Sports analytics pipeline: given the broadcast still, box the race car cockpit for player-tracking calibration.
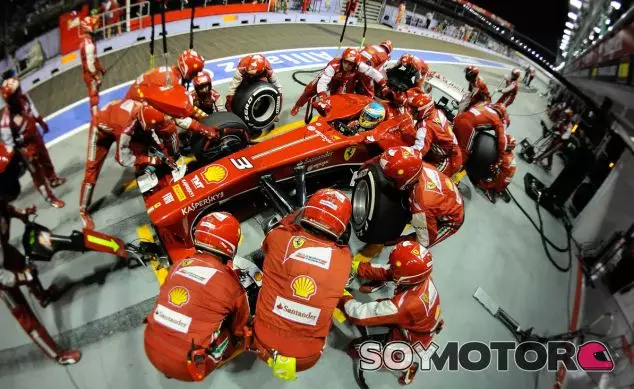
[329,101,387,136]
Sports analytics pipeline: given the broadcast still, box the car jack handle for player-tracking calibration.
[294,163,307,208]
[259,175,295,217]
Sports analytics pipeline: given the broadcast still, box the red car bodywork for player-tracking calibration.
[143,94,415,263]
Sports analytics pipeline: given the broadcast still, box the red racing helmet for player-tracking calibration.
[193,71,213,92]
[245,54,268,76]
[379,146,423,190]
[398,54,429,78]
[511,68,521,80]
[80,16,99,34]
[465,65,479,82]
[1,77,20,101]
[194,211,241,259]
[380,40,394,54]
[177,49,205,82]
[138,103,167,131]
[341,48,361,68]
[389,241,433,285]
[301,189,352,239]
[407,89,434,120]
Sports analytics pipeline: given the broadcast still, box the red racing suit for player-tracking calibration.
[358,44,391,95]
[407,163,465,247]
[453,105,507,167]
[126,66,215,156]
[144,253,250,381]
[253,213,352,371]
[1,96,62,202]
[0,199,64,361]
[80,34,106,116]
[467,76,491,109]
[412,108,463,178]
[293,58,385,111]
[479,149,516,192]
[79,99,169,213]
[495,78,519,107]
[342,268,441,348]
[190,89,220,115]
[225,55,283,110]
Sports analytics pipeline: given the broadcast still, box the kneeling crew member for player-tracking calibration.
[253,189,353,379]
[343,241,442,385]
[144,212,250,381]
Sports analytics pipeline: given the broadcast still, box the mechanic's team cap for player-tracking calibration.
[194,212,241,260]
[359,102,386,129]
[302,189,352,239]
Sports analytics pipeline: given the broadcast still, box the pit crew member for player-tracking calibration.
[343,241,442,385]
[380,147,464,248]
[495,69,520,107]
[1,78,66,208]
[0,151,81,365]
[464,65,491,109]
[79,100,174,229]
[358,40,393,95]
[79,16,107,117]
[534,109,573,171]
[144,212,250,381]
[252,189,353,379]
[290,48,387,116]
[225,54,283,113]
[191,70,220,115]
[478,134,517,203]
[408,89,463,177]
[126,49,219,155]
[397,54,430,89]
[452,103,509,170]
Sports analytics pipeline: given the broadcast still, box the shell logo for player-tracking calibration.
[202,165,228,184]
[291,275,317,300]
[168,286,190,307]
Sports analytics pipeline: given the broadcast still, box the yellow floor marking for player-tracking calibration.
[353,243,385,264]
[252,117,318,143]
[332,308,347,323]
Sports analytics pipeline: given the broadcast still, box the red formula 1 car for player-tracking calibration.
[138,94,417,263]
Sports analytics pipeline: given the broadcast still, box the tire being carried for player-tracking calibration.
[232,81,281,138]
[191,112,250,164]
[351,163,410,243]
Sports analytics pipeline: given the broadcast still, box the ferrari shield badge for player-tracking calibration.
[292,237,305,249]
[343,147,357,161]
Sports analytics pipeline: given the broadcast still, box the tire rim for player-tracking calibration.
[352,180,370,226]
[252,95,276,122]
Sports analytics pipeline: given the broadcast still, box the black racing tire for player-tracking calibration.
[191,112,249,164]
[465,131,498,185]
[351,164,410,243]
[231,81,281,137]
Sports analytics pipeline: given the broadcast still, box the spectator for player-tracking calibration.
[101,0,122,39]
[425,11,433,28]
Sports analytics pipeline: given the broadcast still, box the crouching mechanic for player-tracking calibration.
[290,48,387,116]
[343,241,442,385]
[79,100,174,229]
[1,77,66,208]
[144,212,250,381]
[407,89,463,178]
[0,149,81,365]
[380,147,464,247]
[478,134,517,203]
[252,189,353,379]
[225,54,283,113]
[191,71,221,115]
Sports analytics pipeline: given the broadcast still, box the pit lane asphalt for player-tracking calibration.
[0,25,577,389]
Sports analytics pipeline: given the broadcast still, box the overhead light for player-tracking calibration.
[610,1,621,10]
[608,26,614,31]
[568,12,578,20]
[570,0,582,8]
[562,52,567,57]
[564,29,572,35]
[606,19,611,25]
[594,27,601,33]
[565,21,575,29]
[583,39,588,43]
[511,37,514,41]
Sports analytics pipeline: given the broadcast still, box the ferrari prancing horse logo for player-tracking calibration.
[344,147,357,161]
[292,237,305,249]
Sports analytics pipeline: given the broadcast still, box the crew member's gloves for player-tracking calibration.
[312,94,332,116]
[225,95,234,112]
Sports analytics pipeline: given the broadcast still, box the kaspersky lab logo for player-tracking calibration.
[358,340,614,372]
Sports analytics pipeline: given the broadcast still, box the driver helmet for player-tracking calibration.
[389,241,433,285]
[301,188,352,239]
[177,49,205,82]
[194,211,241,260]
[359,102,386,130]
